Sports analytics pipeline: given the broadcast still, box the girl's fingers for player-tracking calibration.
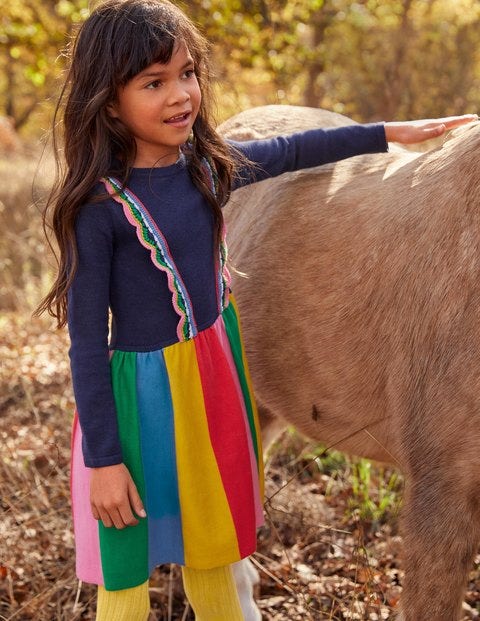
[98,507,114,529]
[108,507,127,530]
[421,124,446,138]
[416,115,477,137]
[385,116,477,143]
[413,115,478,128]
[432,114,478,128]
[93,501,138,528]
[128,479,147,519]
[118,501,139,527]
[89,464,145,529]
[91,504,100,520]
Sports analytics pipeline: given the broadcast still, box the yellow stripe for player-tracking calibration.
[229,295,265,498]
[163,339,240,568]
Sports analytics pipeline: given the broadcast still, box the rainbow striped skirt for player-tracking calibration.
[70,297,264,591]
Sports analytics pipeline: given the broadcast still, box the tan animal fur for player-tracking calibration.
[221,105,480,620]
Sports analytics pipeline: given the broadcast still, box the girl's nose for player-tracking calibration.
[167,81,190,106]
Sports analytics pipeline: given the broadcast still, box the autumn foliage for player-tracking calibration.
[1,0,480,136]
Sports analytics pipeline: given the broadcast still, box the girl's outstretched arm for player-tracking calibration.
[384,114,478,144]
[230,114,479,191]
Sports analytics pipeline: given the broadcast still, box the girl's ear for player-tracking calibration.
[106,102,119,119]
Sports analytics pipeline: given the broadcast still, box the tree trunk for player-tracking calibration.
[303,9,330,108]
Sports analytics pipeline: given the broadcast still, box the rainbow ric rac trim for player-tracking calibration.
[102,176,197,341]
[199,155,231,313]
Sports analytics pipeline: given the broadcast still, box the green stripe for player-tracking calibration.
[222,303,260,464]
[99,351,149,590]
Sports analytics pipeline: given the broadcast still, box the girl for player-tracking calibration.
[35,0,476,619]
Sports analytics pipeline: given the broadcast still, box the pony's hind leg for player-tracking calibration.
[399,466,480,621]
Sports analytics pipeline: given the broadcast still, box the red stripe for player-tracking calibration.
[194,321,257,558]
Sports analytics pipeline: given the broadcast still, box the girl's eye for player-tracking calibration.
[183,69,195,79]
[146,80,162,89]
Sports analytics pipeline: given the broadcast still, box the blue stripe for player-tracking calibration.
[136,351,185,566]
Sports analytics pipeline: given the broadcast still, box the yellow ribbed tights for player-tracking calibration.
[96,580,150,621]
[96,565,244,621]
[182,565,244,621]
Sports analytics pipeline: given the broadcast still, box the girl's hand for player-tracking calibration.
[384,114,478,144]
[90,463,146,529]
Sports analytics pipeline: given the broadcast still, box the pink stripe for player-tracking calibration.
[103,179,189,341]
[213,319,264,526]
[71,413,103,585]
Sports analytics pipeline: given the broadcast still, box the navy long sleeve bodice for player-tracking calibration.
[67,123,388,467]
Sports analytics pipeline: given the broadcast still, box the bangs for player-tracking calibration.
[108,2,191,85]
[82,1,209,92]
[116,19,177,84]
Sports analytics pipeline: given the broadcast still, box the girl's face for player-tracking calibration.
[108,41,201,168]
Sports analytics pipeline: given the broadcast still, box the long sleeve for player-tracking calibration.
[67,203,123,468]
[230,123,388,189]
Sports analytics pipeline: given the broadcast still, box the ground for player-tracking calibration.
[1,313,479,620]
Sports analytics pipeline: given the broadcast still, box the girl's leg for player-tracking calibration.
[96,581,150,621]
[182,564,248,621]
[232,560,262,621]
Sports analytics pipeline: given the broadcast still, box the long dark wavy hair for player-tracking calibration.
[35,0,240,327]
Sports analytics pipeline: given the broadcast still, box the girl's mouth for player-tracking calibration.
[164,112,191,126]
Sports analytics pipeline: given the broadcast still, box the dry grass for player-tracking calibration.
[0,146,55,313]
[0,313,83,620]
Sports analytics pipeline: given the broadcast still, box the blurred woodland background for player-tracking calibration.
[3,0,480,135]
[2,1,480,619]
[2,0,480,310]
[2,0,480,308]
